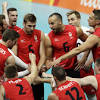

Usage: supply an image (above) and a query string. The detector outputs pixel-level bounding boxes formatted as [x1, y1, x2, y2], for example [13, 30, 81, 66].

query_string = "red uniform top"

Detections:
[0, 34, 2, 39]
[3, 78, 34, 100]
[0, 43, 11, 77]
[17, 29, 41, 64]
[53, 81, 86, 100]
[8, 25, 21, 32]
[95, 74, 100, 100]
[49, 25, 77, 69]
[92, 28, 100, 61]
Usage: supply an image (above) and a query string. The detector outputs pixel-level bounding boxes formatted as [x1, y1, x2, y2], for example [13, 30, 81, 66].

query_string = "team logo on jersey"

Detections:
[68, 32, 73, 39]
[34, 35, 38, 42]
[54, 38, 59, 42]
[21, 39, 25, 43]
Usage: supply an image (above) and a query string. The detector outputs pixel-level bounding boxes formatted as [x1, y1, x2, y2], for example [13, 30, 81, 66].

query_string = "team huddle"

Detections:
[0, 1, 100, 100]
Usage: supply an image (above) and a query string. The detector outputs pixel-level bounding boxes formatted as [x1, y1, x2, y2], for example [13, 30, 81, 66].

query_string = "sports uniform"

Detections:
[0, 43, 11, 77]
[53, 81, 86, 100]
[3, 78, 34, 100]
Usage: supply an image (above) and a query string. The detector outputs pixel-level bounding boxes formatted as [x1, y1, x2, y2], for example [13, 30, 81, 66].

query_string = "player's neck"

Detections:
[57, 80, 66, 86]
[95, 25, 100, 29]
[7, 76, 18, 81]
[0, 40, 7, 47]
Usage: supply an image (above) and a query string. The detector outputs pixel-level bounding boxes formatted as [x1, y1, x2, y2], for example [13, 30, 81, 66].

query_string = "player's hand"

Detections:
[29, 53, 36, 62]
[74, 58, 86, 71]
[2, 1, 8, 8]
[49, 58, 62, 67]
[86, 28, 94, 34]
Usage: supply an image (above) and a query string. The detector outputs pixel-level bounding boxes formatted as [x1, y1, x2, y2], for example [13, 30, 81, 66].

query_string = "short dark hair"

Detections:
[4, 64, 17, 78]
[49, 13, 62, 22]
[52, 66, 66, 81]
[93, 9, 100, 20]
[67, 10, 81, 19]
[24, 13, 36, 23]
[2, 29, 20, 42]
[7, 8, 17, 15]
[0, 14, 5, 27]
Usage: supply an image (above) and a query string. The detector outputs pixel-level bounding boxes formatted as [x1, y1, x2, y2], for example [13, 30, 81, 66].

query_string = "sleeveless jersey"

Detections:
[3, 78, 34, 100]
[17, 29, 41, 64]
[53, 81, 86, 100]
[95, 74, 100, 100]
[49, 25, 77, 69]
[0, 43, 11, 77]
[8, 25, 21, 32]
[92, 28, 100, 61]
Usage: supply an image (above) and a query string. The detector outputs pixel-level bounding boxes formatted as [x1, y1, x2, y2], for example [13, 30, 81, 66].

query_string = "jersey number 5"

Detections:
[16, 84, 26, 95]
[65, 87, 83, 100]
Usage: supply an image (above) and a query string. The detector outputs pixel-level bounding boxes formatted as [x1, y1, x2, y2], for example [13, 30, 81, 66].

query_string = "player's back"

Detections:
[0, 43, 11, 77]
[3, 78, 34, 100]
[53, 81, 86, 100]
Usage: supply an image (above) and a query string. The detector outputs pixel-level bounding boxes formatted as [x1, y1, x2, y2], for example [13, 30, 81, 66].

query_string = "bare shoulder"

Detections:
[45, 35, 52, 46]
[48, 93, 59, 100]
[41, 31, 45, 40]
[0, 85, 5, 96]
[6, 55, 15, 65]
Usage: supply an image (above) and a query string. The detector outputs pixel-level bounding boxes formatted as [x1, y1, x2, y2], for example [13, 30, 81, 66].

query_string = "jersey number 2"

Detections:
[16, 84, 26, 95]
[65, 87, 83, 100]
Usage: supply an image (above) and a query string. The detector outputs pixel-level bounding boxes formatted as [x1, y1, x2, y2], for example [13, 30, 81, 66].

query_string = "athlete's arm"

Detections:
[37, 32, 46, 71]
[0, 85, 5, 100]
[76, 27, 88, 42]
[8, 48, 28, 69]
[2, 1, 9, 25]
[33, 76, 51, 85]
[11, 43, 18, 56]
[51, 34, 99, 66]
[48, 93, 59, 100]
[45, 35, 53, 69]
[76, 27, 90, 64]
[24, 53, 38, 84]
[68, 76, 98, 90]
[6, 55, 15, 65]
[60, 34, 99, 61]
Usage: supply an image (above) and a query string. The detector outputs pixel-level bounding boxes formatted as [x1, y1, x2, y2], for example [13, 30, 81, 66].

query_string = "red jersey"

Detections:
[0, 34, 2, 39]
[3, 78, 34, 100]
[53, 81, 86, 100]
[0, 43, 11, 77]
[49, 25, 77, 69]
[95, 74, 100, 100]
[8, 25, 21, 32]
[17, 29, 41, 64]
[92, 28, 100, 61]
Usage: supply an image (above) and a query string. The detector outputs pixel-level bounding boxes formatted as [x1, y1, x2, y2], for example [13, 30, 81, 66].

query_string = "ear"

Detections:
[6, 40, 12, 44]
[23, 22, 25, 27]
[96, 20, 100, 25]
[3, 73, 6, 78]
